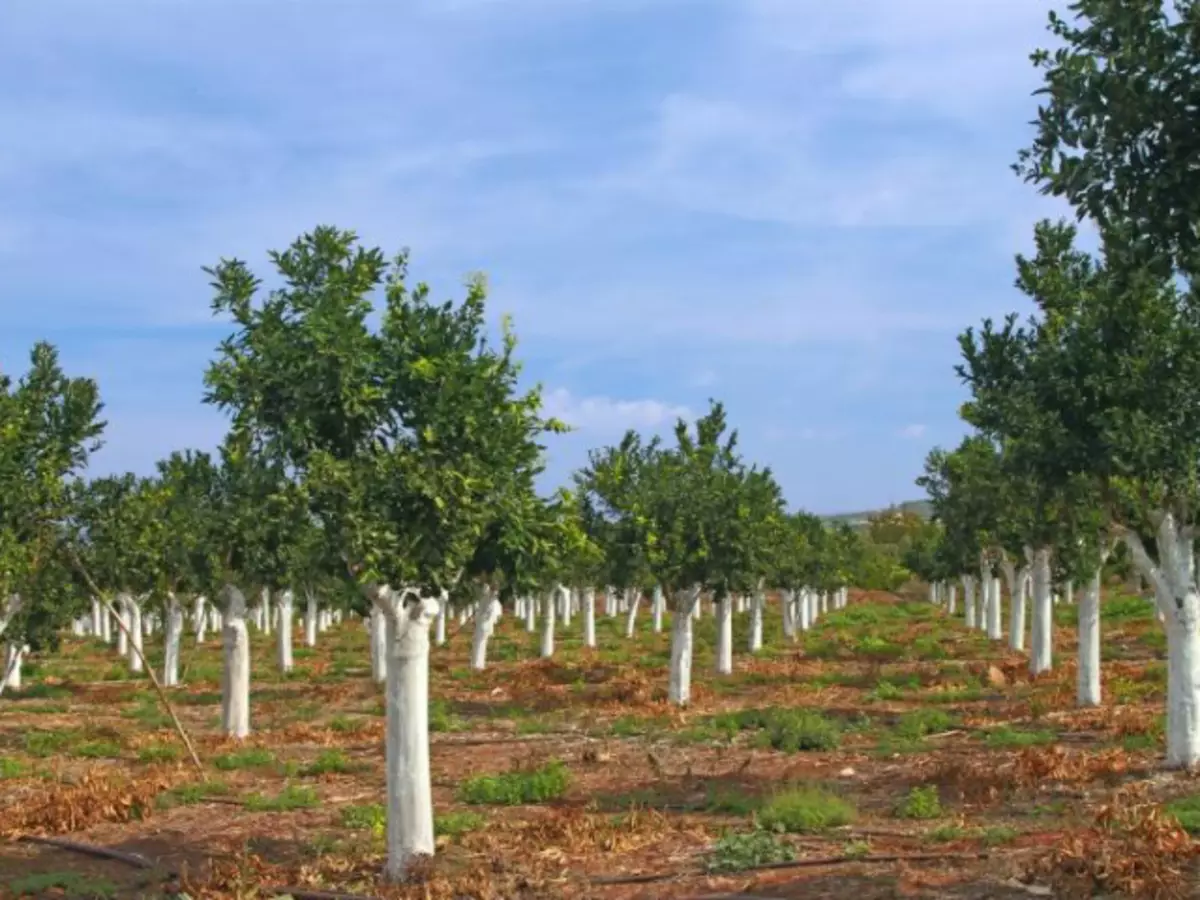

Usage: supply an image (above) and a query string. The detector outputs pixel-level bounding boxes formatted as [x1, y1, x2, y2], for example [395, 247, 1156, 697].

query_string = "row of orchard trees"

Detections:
[911, 0, 1200, 770]
[0, 227, 889, 881]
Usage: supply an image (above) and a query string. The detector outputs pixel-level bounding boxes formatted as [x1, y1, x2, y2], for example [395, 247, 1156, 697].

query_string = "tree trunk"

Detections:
[715, 592, 733, 675]
[163, 593, 184, 687]
[371, 606, 388, 683]
[1030, 547, 1053, 675]
[624, 589, 641, 638]
[91, 598, 102, 636]
[668, 587, 701, 706]
[986, 573, 1003, 640]
[652, 585, 664, 633]
[220, 585, 251, 739]
[127, 597, 144, 673]
[376, 588, 439, 882]
[469, 590, 501, 670]
[116, 594, 130, 657]
[748, 588, 764, 653]
[946, 584, 957, 615]
[304, 590, 318, 648]
[799, 589, 812, 631]
[583, 587, 596, 648]
[435, 593, 447, 646]
[541, 588, 558, 658]
[277, 588, 294, 673]
[962, 575, 977, 629]
[1078, 565, 1102, 707]
[782, 589, 796, 640]
[3, 642, 24, 691]
[1001, 559, 1025, 651]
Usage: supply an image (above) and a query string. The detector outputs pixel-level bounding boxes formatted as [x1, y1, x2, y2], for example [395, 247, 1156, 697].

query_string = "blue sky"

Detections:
[0, 0, 1073, 514]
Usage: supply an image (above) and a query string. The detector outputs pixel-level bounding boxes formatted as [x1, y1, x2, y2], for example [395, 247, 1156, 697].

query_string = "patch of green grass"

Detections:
[327, 715, 367, 734]
[136, 743, 181, 764]
[213, 748, 276, 771]
[10, 871, 116, 898]
[244, 784, 320, 812]
[982, 726, 1057, 749]
[24, 729, 75, 757]
[980, 825, 1019, 846]
[301, 749, 359, 776]
[696, 707, 841, 752]
[925, 822, 967, 843]
[340, 803, 485, 839]
[894, 709, 956, 741]
[429, 698, 467, 733]
[19, 701, 70, 714]
[706, 830, 795, 873]
[155, 780, 231, 809]
[458, 760, 571, 805]
[72, 739, 122, 759]
[122, 698, 171, 728]
[0, 756, 28, 779]
[18, 682, 72, 700]
[435, 810, 486, 837]
[1165, 794, 1200, 833]
[895, 785, 942, 819]
[757, 785, 856, 833]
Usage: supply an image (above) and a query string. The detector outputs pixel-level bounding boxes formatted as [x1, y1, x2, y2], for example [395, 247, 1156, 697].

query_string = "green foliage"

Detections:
[895, 785, 942, 820]
[757, 785, 856, 833]
[705, 829, 795, 873]
[457, 759, 570, 805]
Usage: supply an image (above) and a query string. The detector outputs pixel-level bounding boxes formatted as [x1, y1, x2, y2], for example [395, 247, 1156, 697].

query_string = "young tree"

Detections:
[0, 343, 104, 691]
[202, 226, 560, 879]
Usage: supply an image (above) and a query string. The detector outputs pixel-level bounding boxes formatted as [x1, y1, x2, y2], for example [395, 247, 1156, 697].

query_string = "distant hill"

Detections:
[822, 499, 933, 528]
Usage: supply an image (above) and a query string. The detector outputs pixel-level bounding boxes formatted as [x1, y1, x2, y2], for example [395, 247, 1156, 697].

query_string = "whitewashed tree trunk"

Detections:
[928, 582, 937, 604]
[304, 590, 318, 648]
[1078, 564, 1102, 707]
[715, 592, 733, 675]
[808, 590, 819, 626]
[261, 588, 272, 636]
[799, 589, 812, 631]
[820, 592, 829, 615]
[127, 596, 144, 673]
[583, 587, 596, 648]
[624, 589, 641, 638]
[163, 593, 184, 687]
[525, 594, 537, 632]
[1065, 580, 1075, 605]
[652, 585, 665, 633]
[435, 594, 447, 646]
[91, 598, 102, 636]
[985, 570, 1003, 640]
[946, 584, 957, 615]
[3, 642, 24, 691]
[1030, 547, 1053, 675]
[276, 588, 294, 673]
[194, 595, 208, 644]
[373, 587, 439, 882]
[101, 605, 113, 643]
[962, 575, 977, 629]
[1001, 558, 1025, 651]
[668, 587, 701, 705]
[116, 594, 130, 657]
[370, 607, 388, 683]
[220, 585, 251, 739]
[541, 587, 560, 658]
[469, 590, 501, 670]
[782, 589, 796, 639]
[561, 587, 573, 628]
[748, 588, 764, 653]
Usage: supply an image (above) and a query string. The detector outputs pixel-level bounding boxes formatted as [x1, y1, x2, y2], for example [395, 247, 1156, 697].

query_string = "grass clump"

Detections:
[895, 785, 942, 819]
[213, 748, 276, 771]
[706, 830, 795, 873]
[1165, 794, 1200, 834]
[244, 784, 320, 812]
[301, 749, 359, 776]
[458, 759, 570, 806]
[136, 743, 181, 764]
[757, 785, 856, 833]
[0, 756, 28, 779]
[340, 803, 484, 839]
[982, 726, 1057, 749]
[10, 871, 116, 898]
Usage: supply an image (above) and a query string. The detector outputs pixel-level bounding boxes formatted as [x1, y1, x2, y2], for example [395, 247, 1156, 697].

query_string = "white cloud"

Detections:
[899, 423, 927, 439]
[542, 388, 690, 434]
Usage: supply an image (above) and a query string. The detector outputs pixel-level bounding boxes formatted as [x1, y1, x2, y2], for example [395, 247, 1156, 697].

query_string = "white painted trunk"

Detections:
[541, 588, 559, 658]
[1030, 547, 1053, 675]
[962, 576, 977, 629]
[946, 584, 957, 615]
[220, 586, 251, 739]
[652, 585, 665, 633]
[163, 593, 184, 687]
[820, 592, 829, 614]
[276, 589, 294, 673]
[116, 595, 130, 656]
[3, 642, 24, 691]
[808, 590, 819, 626]
[1078, 565, 1102, 707]
[715, 593, 733, 675]
[194, 595, 208, 644]
[262, 588, 273, 636]
[469, 592, 501, 670]
[304, 591, 318, 648]
[1065, 580, 1075, 605]
[91, 598, 102, 635]
[371, 607, 388, 683]
[986, 574, 1003, 640]
[561, 587, 573, 627]
[101, 606, 112, 643]
[782, 589, 796, 639]
[376, 589, 439, 881]
[583, 587, 596, 648]
[928, 582, 937, 604]
[668, 587, 700, 705]
[435, 594, 447, 646]
[799, 590, 812, 631]
[207, 607, 219, 635]
[748, 589, 764, 653]
[128, 598, 144, 673]
[1002, 561, 1025, 651]
[524, 594, 536, 632]
[624, 589, 641, 638]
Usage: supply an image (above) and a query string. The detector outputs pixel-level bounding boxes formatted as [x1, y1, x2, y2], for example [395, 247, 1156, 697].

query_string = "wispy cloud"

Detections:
[0, 0, 1065, 510]
[899, 424, 928, 439]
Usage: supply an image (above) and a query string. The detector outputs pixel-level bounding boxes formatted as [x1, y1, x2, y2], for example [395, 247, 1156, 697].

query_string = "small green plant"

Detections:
[458, 760, 570, 805]
[10, 871, 116, 898]
[301, 749, 358, 776]
[1165, 793, 1200, 833]
[896, 785, 942, 819]
[213, 748, 276, 771]
[982, 726, 1056, 749]
[706, 829, 795, 873]
[0, 756, 28, 779]
[155, 780, 230, 809]
[244, 784, 320, 812]
[340, 803, 484, 839]
[757, 785, 856, 833]
[137, 744, 181, 764]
